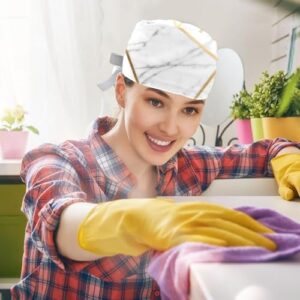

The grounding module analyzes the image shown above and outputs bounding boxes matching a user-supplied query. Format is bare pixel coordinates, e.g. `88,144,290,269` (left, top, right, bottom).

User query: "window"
0,0,30,112
287,25,300,74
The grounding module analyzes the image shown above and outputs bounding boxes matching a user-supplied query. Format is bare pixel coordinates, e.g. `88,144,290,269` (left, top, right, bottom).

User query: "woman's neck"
102,117,155,179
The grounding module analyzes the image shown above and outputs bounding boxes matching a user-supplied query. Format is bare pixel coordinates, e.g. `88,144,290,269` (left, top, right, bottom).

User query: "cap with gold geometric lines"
122,19,218,100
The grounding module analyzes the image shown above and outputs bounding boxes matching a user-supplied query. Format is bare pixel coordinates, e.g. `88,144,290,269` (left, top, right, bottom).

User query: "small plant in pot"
255,68,300,142
250,70,288,141
230,88,253,144
0,104,39,159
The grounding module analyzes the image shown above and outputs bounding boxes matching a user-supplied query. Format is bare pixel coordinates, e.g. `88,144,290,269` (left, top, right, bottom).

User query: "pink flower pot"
0,131,29,159
235,119,253,144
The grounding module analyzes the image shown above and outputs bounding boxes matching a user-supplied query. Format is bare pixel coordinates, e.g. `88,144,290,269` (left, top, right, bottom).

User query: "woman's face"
117,76,205,166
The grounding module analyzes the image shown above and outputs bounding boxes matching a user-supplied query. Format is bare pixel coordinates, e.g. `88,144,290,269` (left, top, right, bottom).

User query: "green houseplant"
251,70,287,118
255,68,300,141
249,70,287,141
230,88,253,144
276,68,300,117
0,104,39,159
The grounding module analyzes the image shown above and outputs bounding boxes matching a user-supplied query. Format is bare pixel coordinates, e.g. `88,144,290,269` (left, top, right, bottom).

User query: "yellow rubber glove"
271,153,300,201
78,198,276,256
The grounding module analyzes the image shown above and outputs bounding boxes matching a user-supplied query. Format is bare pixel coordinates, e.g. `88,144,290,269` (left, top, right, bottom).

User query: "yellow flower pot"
262,117,300,141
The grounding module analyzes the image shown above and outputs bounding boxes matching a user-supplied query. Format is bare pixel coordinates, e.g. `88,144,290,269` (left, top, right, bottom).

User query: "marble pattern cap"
122,19,218,100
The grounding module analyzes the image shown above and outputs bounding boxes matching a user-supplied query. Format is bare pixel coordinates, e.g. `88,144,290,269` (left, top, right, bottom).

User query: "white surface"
0,278,19,289
186,196,300,300
0,159,21,176
190,258,300,300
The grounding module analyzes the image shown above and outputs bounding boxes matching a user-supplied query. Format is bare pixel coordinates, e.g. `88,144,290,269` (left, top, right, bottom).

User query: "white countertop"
184,196,300,300
0,159,21,176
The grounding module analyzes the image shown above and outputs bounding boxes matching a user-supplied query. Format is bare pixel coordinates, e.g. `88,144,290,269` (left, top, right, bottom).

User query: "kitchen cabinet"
0,178,26,277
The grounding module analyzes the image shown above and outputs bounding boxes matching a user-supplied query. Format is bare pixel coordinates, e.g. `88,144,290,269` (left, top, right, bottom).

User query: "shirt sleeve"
216,138,300,178
184,138,300,193
20,143,91,269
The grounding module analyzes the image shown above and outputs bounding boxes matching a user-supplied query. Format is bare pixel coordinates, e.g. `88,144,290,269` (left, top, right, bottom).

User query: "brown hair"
123,75,135,87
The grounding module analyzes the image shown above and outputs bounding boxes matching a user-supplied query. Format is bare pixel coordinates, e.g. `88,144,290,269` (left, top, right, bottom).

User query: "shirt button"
154,290,160,297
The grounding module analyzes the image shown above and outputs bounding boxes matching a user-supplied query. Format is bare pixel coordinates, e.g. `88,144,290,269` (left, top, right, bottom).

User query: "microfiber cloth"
147,206,300,300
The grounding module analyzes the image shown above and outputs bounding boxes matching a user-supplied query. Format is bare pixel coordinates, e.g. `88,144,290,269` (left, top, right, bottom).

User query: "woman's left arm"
276,146,300,156
186,139,300,197
215,138,300,179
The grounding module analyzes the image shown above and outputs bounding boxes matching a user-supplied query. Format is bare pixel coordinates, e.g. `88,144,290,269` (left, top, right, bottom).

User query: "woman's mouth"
145,133,174,152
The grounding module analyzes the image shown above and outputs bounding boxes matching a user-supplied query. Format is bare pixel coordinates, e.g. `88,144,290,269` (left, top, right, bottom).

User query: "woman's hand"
272,152,300,201
78,198,276,257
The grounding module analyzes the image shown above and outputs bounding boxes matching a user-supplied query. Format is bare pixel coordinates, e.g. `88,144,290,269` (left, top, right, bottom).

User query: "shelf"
0,160,21,176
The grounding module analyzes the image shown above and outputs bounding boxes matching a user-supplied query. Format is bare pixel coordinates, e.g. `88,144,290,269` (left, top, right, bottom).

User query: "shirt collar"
89,117,134,184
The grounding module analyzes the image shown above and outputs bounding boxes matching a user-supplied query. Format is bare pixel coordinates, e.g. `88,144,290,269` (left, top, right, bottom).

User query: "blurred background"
0,0,299,148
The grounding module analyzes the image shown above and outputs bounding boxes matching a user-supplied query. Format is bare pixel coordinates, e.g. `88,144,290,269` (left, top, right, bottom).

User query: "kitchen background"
0,0,299,149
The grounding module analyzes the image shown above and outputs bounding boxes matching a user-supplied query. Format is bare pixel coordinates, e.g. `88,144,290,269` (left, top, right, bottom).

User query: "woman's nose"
158,114,179,136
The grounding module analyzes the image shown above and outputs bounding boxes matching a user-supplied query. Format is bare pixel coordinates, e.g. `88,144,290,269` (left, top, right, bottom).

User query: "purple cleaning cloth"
147,206,300,300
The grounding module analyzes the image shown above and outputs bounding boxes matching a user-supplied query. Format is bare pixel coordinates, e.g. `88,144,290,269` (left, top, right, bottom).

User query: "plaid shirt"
11,117,300,299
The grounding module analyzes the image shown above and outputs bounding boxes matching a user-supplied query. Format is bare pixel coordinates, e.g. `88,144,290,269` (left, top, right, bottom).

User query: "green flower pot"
251,118,264,141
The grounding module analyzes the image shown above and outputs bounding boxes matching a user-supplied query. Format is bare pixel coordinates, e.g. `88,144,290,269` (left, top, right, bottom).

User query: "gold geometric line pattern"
194,69,217,99
125,49,139,83
173,20,218,61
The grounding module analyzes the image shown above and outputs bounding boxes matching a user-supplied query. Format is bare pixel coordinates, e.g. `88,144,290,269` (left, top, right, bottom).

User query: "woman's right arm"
20,143,105,264
56,202,102,261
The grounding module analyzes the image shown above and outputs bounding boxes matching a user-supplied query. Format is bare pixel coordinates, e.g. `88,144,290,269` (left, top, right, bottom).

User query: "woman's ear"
115,73,126,108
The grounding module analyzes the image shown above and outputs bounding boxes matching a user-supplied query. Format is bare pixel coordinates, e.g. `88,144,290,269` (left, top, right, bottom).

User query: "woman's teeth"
147,135,172,146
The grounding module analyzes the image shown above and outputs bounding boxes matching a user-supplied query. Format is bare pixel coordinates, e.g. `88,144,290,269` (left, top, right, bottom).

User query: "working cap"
122,19,218,100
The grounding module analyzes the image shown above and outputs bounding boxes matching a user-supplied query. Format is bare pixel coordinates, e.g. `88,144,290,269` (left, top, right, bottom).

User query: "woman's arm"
56,202,101,261
215,138,300,178
276,146,300,156
21,142,107,265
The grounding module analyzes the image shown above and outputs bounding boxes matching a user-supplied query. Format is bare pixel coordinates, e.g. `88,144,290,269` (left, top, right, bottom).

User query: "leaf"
276,69,300,117
25,125,39,135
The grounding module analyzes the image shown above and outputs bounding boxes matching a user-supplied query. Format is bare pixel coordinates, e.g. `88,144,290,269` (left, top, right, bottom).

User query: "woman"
12,19,300,299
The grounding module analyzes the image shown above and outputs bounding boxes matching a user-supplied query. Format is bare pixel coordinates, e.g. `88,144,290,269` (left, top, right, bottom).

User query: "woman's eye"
149,98,163,107
183,107,199,115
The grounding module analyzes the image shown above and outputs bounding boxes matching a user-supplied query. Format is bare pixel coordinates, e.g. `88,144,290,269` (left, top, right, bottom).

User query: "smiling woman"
10,17,300,300
103,73,205,169
2,0,300,298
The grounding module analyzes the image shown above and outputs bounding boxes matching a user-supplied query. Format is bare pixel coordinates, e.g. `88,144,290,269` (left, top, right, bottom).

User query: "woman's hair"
123,75,135,87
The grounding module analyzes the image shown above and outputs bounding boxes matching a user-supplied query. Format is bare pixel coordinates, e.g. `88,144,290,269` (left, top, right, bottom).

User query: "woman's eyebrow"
145,87,170,98
145,87,205,104
186,99,205,105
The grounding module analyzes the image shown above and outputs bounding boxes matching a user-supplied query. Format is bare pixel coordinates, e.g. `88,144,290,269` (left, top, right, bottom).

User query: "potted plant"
249,70,288,141
0,104,39,159
256,68,300,141
230,88,253,144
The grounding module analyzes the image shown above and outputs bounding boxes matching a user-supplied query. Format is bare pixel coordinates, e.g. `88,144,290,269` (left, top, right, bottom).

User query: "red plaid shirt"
11,117,300,299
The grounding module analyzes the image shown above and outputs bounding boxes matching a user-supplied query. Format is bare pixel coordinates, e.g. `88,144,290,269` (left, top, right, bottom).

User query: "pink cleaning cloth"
147,206,300,300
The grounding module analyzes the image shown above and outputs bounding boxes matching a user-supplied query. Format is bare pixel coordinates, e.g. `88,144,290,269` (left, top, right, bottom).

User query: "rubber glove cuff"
271,153,300,201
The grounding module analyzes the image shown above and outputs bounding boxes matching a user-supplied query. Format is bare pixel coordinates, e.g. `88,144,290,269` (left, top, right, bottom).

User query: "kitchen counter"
0,159,21,176
0,159,22,183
